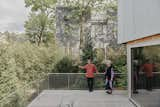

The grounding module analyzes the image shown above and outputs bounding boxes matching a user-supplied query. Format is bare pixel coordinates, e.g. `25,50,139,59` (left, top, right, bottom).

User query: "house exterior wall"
118,0,160,43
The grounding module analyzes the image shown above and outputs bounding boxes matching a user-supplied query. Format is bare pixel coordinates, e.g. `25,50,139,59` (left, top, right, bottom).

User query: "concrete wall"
118,0,160,43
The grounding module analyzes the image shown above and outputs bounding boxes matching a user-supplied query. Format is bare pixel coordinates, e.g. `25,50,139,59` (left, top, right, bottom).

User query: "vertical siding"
118,0,160,43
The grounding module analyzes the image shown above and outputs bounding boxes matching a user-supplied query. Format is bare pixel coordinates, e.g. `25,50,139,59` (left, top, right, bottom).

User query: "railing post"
24,86,26,106
68,74,70,89
37,80,40,95
48,74,50,90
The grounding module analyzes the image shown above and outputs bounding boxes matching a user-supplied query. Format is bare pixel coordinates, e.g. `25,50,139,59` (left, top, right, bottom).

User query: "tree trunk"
69,45,72,56
37,35,42,46
79,20,83,50
65,46,67,55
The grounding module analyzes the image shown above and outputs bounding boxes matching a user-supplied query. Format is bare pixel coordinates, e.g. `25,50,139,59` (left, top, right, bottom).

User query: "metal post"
68,74,70,89
104,46,106,60
24,86,26,105
37,79,41,95
48,74,50,90
53,74,55,89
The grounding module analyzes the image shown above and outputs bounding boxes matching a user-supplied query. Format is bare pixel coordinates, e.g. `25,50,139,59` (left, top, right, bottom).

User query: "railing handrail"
48,72,126,75
48,72,160,75
139,72,160,74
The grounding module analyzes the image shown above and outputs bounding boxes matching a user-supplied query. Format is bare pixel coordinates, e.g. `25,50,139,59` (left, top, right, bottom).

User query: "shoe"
89,90,93,92
147,89,152,91
106,90,112,94
133,90,139,94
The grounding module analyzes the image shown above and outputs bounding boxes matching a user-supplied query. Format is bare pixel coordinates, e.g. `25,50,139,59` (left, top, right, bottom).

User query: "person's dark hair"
87,56,93,61
87,58,92,61
145,59,150,63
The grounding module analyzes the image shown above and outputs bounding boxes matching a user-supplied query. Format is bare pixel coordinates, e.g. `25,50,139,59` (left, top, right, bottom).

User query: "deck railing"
137,72,160,89
0,73,127,107
0,79,45,107
2,72,160,107
47,73,127,90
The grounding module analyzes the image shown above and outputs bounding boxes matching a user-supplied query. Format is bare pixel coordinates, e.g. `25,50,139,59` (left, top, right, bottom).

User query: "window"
131,45,160,107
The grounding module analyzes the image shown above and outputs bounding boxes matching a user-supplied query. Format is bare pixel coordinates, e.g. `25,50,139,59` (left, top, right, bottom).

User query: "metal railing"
48,73,127,90
0,79,48,107
2,72,160,107
0,73,127,107
137,72,160,89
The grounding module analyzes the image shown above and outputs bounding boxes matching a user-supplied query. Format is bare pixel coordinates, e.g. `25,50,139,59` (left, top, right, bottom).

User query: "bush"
94,46,127,89
112,55,127,89
55,56,79,73
0,41,58,104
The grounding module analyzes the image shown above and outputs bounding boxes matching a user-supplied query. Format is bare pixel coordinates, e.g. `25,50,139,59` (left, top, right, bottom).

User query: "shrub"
94,46,127,89
0,41,58,104
55,56,79,73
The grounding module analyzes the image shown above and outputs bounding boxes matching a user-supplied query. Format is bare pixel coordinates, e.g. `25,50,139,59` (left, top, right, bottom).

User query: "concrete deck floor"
132,89,160,107
28,90,135,107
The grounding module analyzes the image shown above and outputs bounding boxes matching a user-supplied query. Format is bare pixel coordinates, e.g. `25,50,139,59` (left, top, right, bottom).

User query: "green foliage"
110,48,127,89
142,46,160,62
97,64,106,73
60,0,109,49
94,49,106,72
25,0,57,12
81,28,95,64
25,12,54,45
95,49,105,63
55,56,79,73
25,0,56,46
0,41,58,103
93,45,127,88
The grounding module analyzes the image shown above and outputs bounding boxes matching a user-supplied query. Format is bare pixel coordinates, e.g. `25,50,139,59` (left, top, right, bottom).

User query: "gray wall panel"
118,0,160,43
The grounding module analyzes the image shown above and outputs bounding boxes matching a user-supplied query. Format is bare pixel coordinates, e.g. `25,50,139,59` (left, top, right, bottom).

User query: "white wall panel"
118,0,160,43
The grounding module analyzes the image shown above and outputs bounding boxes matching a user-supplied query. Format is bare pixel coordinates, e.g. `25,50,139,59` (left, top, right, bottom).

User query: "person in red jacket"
79,58,98,92
141,59,154,91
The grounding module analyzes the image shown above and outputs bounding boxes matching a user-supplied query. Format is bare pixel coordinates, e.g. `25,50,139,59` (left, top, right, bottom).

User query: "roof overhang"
127,34,160,45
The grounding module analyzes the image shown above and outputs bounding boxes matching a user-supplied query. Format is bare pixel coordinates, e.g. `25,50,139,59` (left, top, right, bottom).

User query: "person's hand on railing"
96,71,99,74
79,66,85,69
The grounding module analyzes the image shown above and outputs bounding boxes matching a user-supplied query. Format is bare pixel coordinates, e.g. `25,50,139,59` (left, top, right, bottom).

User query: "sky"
0,0,29,33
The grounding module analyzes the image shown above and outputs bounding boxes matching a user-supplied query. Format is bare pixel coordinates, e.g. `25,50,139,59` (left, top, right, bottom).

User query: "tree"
25,13,53,45
104,0,118,47
25,0,56,12
55,56,78,73
92,0,118,47
63,23,79,55
56,6,80,55
24,0,56,45
81,26,95,64
57,0,118,60
60,0,105,50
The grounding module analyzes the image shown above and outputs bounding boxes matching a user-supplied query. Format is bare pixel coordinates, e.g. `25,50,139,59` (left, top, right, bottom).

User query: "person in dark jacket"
133,60,140,94
104,60,114,94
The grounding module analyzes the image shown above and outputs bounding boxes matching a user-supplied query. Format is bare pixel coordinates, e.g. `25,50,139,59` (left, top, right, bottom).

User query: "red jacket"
84,64,97,78
141,63,154,77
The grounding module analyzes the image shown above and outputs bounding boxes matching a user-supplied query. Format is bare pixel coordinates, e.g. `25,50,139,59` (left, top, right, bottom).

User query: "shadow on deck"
28,90,135,107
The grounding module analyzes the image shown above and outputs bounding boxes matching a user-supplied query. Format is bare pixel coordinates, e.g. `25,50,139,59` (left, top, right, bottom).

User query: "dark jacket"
105,66,114,80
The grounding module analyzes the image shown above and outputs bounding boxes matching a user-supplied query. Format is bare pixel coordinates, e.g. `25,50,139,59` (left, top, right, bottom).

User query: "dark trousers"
87,78,94,91
105,80,113,90
146,77,152,91
133,74,138,91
